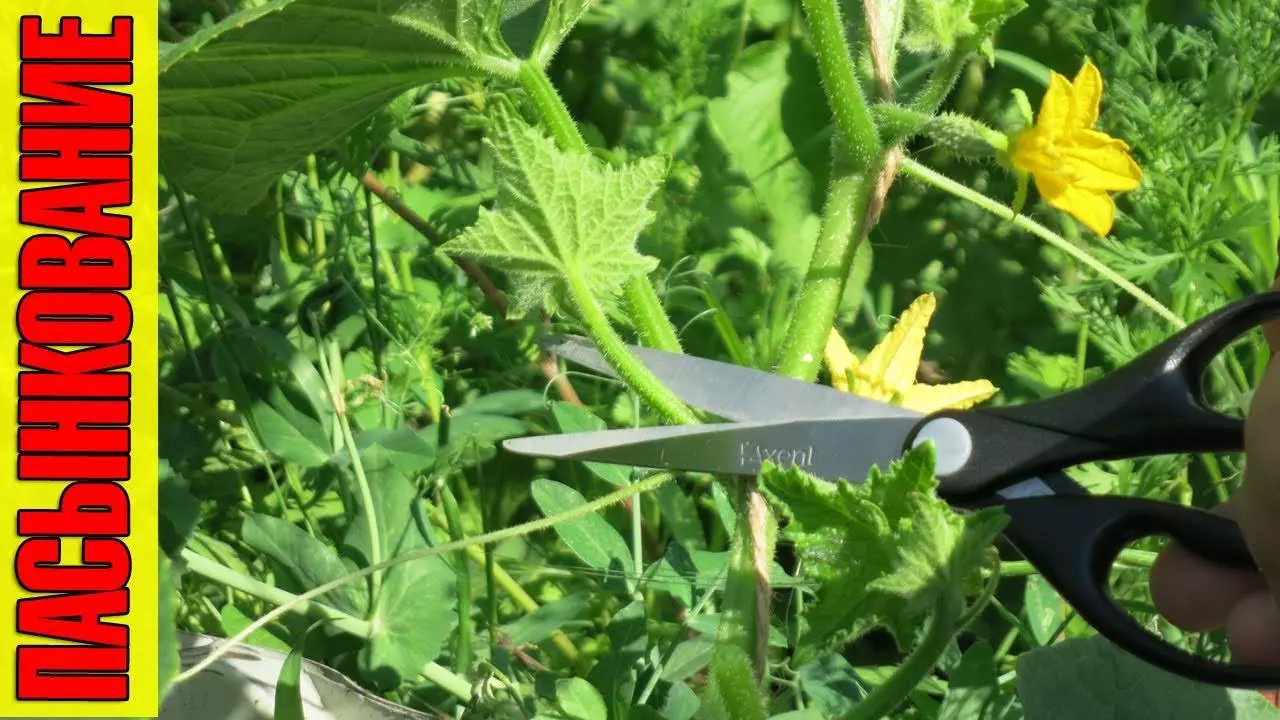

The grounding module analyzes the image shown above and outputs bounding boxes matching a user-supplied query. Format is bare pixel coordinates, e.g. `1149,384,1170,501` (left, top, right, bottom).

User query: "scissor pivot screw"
910,417,973,477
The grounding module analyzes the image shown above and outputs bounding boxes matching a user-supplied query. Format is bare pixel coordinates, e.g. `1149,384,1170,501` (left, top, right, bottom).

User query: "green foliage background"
154,0,1280,717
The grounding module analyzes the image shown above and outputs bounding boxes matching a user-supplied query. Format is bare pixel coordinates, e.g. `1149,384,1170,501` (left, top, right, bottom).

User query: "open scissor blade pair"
542,335,920,422
504,415,922,483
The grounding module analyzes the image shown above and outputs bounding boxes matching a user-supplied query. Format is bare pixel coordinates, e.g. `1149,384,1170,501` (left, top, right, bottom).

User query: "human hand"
1149,285,1280,674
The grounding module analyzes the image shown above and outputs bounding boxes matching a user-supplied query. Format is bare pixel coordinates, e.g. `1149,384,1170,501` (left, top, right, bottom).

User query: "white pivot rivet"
910,417,973,477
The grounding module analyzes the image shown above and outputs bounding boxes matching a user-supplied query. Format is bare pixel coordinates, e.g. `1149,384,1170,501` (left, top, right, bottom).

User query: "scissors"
504,292,1280,688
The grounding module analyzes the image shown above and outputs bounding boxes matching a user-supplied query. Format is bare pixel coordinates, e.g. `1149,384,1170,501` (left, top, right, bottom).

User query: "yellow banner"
0,2,158,716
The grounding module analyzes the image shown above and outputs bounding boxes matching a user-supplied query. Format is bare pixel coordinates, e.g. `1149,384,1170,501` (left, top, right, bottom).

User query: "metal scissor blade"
542,335,921,422
503,417,921,484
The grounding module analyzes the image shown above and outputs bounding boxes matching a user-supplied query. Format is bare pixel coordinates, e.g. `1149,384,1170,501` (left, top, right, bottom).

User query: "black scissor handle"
930,291,1280,499
996,488,1280,688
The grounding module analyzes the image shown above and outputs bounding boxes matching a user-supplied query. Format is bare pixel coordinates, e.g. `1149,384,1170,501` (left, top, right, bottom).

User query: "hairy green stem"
909,48,972,115
799,0,882,166
181,549,372,638
898,157,1184,328
775,170,879,380
174,472,676,686
841,589,965,720
517,62,687,358
518,61,588,153
775,0,886,381
567,272,699,424
624,277,684,353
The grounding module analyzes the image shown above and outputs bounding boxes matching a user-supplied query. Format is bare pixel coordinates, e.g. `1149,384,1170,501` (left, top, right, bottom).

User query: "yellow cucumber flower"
823,294,997,414
1009,58,1142,237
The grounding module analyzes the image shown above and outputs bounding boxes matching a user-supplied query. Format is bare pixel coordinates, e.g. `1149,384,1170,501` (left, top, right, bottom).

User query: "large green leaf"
557,677,609,720
706,40,829,277
1016,635,1280,719
760,445,1007,661
502,591,593,645
531,479,635,592
159,0,494,212
241,512,369,616
345,445,458,688
442,108,665,315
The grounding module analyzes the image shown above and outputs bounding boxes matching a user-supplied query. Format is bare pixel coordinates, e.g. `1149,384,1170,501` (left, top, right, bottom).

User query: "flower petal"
823,328,859,392
1061,139,1142,192
1035,72,1076,141
1010,126,1053,175
1071,58,1103,130
1037,175,1118,236
899,380,999,414
861,294,935,395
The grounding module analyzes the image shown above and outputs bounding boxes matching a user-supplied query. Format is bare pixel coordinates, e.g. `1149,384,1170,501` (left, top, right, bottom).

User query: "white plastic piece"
152,633,435,720
910,417,973,477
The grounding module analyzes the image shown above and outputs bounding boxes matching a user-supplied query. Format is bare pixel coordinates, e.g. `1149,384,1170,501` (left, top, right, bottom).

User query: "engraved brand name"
739,442,815,469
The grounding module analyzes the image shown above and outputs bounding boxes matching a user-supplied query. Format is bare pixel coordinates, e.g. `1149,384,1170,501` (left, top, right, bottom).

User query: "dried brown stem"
859,0,903,233
361,172,508,315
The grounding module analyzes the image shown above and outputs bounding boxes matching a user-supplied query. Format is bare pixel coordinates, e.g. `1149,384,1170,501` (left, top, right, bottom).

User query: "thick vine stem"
840,589,966,720
567,271,700,425
776,0,887,381
624,275,684,353
800,0,883,169
775,168,879,380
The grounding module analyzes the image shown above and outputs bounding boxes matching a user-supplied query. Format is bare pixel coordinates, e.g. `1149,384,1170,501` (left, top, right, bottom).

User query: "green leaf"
588,600,647,718
651,482,706,550
760,445,1007,660
159,0,493,212
938,641,1015,720
699,645,767,720
351,427,437,477
1023,574,1062,647
274,620,328,720
241,512,369,616
245,385,331,468
503,591,593,645
390,0,512,59
441,108,665,315
551,402,633,487
435,411,530,470
1016,635,1280,719
661,638,715,683
220,604,293,653
660,682,700,720
900,0,1027,53
529,0,594,66
347,446,458,688
796,652,864,716
706,40,828,277
531,479,635,591
557,677,608,720
457,389,549,416
159,463,199,557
